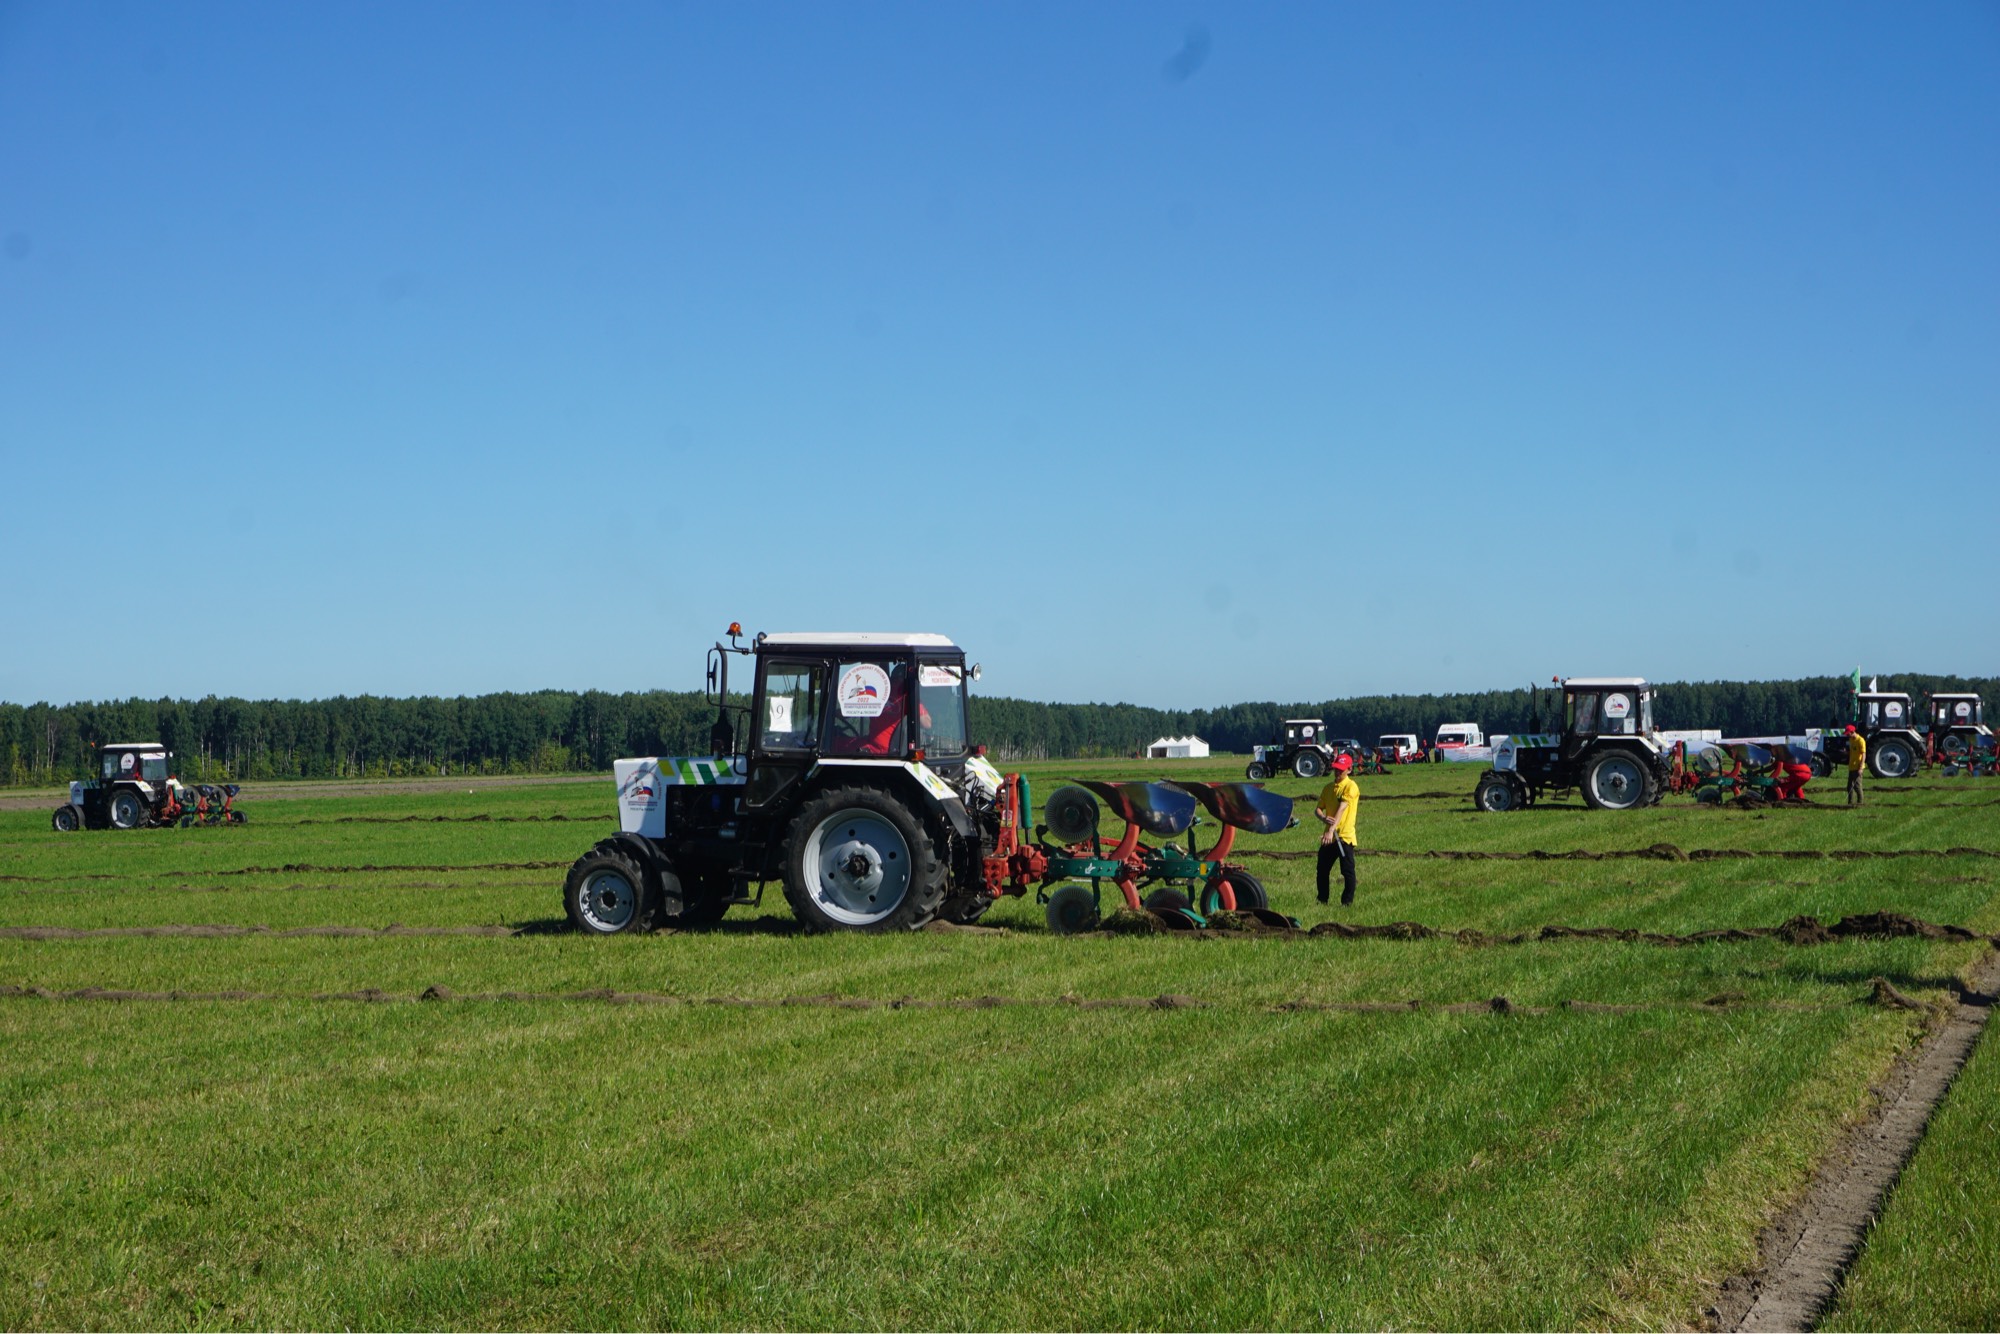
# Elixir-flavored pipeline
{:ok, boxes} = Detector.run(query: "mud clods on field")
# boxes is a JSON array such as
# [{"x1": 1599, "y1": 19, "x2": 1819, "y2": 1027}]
[{"x1": 1299, "y1": 913, "x2": 2000, "y2": 950}]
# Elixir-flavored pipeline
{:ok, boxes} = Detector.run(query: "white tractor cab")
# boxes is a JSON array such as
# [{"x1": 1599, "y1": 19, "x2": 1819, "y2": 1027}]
[
  {"x1": 565, "y1": 627, "x2": 1009, "y2": 935},
  {"x1": 1475, "y1": 677, "x2": 1670, "y2": 812},
  {"x1": 1927, "y1": 694, "x2": 1992, "y2": 770},
  {"x1": 1377, "y1": 734, "x2": 1420, "y2": 763}
]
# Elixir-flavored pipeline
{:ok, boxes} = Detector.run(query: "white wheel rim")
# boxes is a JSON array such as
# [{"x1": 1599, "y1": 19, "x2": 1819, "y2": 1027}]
[
  {"x1": 805, "y1": 809, "x2": 911, "y2": 926},
  {"x1": 1879, "y1": 745, "x2": 1911, "y2": 777},
  {"x1": 1593, "y1": 756, "x2": 1645, "y2": 808},
  {"x1": 579, "y1": 868, "x2": 638, "y2": 932}
]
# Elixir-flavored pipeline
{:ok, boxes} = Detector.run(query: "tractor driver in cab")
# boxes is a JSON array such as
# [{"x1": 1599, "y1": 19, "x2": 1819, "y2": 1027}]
[{"x1": 825, "y1": 660, "x2": 930, "y2": 756}]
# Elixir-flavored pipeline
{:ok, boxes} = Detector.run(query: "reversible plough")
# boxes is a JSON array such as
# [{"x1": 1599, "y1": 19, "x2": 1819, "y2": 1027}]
[{"x1": 989, "y1": 778, "x2": 1300, "y2": 933}]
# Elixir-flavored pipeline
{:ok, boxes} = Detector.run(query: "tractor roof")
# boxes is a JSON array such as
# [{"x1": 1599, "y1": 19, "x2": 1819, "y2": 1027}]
[
  {"x1": 1930, "y1": 692, "x2": 1982, "y2": 700},
  {"x1": 1857, "y1": 691, "x2": 1911, "y2": 700},
  {"x1": 1283, "y1": 717, "x2": 1326, "y2": 724},
  {"x1": 757, "y1": 632, "x2": 958, "y2": 649},
  {"x1": 1564, "y1": 677, "x2": 1648, "y2": 689},
  {"x1": 102, "y1": 742, "x2": 167, "y2": 750}
]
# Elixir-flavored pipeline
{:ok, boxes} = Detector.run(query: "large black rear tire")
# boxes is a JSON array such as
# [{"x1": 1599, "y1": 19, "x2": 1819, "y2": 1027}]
[
  {"x1": 1582, "y1": 749, "x2": 1656, "y2": 811},
  {"x1": 1870, "y1": 735, "x2": 1918, "y2": 780},
  {"x1": 937, "y1": 892, "x2": 996, "y2": 925},
  {"x1": 563, "y1": 842, "x2": 661, "y2": 935},
  {"x1": 783, "y1": 785, "x2": 947, "y2": 931},
  {"x1": 108, "y1": 789, "x2": 147, "y2": 830}
]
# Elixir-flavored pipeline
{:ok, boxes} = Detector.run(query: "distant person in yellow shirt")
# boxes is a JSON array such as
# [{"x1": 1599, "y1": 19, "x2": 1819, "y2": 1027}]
[
  {"x1": 1845, "y1": 725, "x2": 1866, "y2": 806},
  {"x1": 1315, "y1": 752, "x2": 1361, "y2": 907}
]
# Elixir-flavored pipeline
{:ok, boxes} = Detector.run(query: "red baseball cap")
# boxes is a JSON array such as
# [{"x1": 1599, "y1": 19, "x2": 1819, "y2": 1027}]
[
  {"x1": 1332, "y1": 753, "x2": 1354, "y2": 772},
  {"x1": 1845, "y1": 724, "x2": 1856, "y2": 734}
]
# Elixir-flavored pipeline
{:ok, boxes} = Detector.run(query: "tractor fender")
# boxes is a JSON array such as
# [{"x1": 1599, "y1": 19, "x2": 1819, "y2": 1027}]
[{"x1": 807, "y1": 759, "x2": 977, "y2": 841}]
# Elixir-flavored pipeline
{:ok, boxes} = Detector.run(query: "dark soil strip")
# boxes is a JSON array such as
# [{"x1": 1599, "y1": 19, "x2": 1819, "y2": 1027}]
[
  {"x1": 293, "y1": 814, "x2": 612, "y2": 825},
  {"x1": 0, "y1": 983, "x2": 1889, "y2": 1014},
  {"x1": 2, "y1": 912, "x2": 1991, "y2": 951},
  {"x1": 0, "y1": 860, "x2": 570, "y2": 884},
  {"x1": 1239, "y1": 844, "x2": 2000, "y2": 863},
  {"x1": 1713, "y1": 948, "x2": 2000, "y2": 1332}
]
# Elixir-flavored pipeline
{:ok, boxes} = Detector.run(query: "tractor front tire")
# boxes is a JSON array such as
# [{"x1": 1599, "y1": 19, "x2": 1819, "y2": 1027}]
[
  {"x1": 51, "y1": 804, "x2": 80, "y2": 833},
  {"x1": 563, "y1": 843, "x2": 661, "y2": 935},
  {"x1": 1474, "y1": 774, "x2": 1521, "y2": 812},
  {"x1": 1582, "y1": 750, "x2": 1656, "y2": 811},
  {"x1": 1293, "y1": 751, "x2": 1326, "y2": 780},
  {"x1": 1244, "y1": 761, "x2": 1271, "y2": 781},
  {"x1": 783, "y1": 786, "x2": 946, "y2": 932},
  {"x1": 1871, "y1": 736, "x2": 1918, "y2": 780},
  {"x1": 109, "y1": 789, "x2": 148, "y2": 830}
]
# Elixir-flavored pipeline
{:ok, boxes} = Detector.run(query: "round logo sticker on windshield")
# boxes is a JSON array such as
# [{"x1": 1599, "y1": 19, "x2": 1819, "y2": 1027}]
[
  {"x1": 1603, "y1": 693, "x2": 1631, "y2": 719},
  {"x1": 837, "y1": 663, "x2": 892, "y2": 719},
  {"x1": 1955, "y1": 702, "x2": 1972, "y2": 719}
]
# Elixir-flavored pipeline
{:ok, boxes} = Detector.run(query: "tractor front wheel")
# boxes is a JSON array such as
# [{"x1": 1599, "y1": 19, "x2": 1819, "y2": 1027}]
[
  {"x1": 563, "y1": 843, "x2": 661, "y2": 935},
  {"x1": 1474, "y1": 774, "x2": 1521, "y2": 812},
  {"x1": 1244, "y1": 761, "x2": 1271, "y2": 781},
  {"x1": 1582, "y1": 750, "x2": 1656, "y2": 811},
  {"x1": 1293, "y1": 751, "x2": 1326, "y2": 780},
  {"x1": 784, "y1": 786, "x2": 946, "y2": 931},
  {"x1": 51, "y1": 804, "x2": 80, "y2": 833}
]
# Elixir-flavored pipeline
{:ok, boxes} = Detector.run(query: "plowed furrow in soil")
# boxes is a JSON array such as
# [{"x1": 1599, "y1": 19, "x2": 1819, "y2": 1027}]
[
  {"x1": 0, "y1": 860, "x2": 570, "y2": 883},
  {"x1": 293, "y1": 814, "x2": 613, "y2": 824},
  {"x1": 2, "y1": 913, "x2": 1990, "y2": 950},
  {"x1": 0, "y1": 984, "x2": 1877, "y2": 1013},
  {"x1": 1239, "y1": 844, "x2": 2000, "y2": 862},
  {"x1": 1713, "y1": 948, "x2": 2000, "y2": 1332}
]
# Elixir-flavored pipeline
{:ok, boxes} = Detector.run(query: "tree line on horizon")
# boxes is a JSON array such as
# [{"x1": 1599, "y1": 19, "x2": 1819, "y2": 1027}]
[{"x1": 1, "y1": 673, "x2": 1994, "y2": 785}]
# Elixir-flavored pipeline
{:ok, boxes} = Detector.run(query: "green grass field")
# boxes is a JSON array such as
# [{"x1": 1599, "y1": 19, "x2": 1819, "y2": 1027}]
[{"x1": 2, "y1": 759, "x2": 1997, "y2": 1329}]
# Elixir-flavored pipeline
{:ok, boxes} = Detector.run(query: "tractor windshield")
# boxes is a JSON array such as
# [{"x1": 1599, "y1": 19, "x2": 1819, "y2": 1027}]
[
  {"x1": 758, "y1": 661, "x2": 825, "y2": 751},
  {"x1": 825, "y1": 660, "x2": 911, "y2": 756},
  {"x1": 917, "y1": 662, "x2": 969, "y2": 758}
]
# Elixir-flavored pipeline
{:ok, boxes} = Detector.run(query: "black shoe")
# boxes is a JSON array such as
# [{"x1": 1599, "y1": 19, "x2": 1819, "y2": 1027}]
[
  {"x1": 1340, "y1": 893, "x2": 1355, "y2": 907},
  {"x1": 1316, "y1": 894, "x2": 1329, "y2": 905}
]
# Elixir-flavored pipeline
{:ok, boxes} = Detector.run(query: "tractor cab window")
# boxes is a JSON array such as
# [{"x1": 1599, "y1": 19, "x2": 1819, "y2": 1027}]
[
  {"x1": 1640, "y1": 694, "x2": 1655, "y2": 735},
  {"x1": 825, "y1": 660, "x2": 911, "y2": 756},
  {"x1": 758, "y1": 661, "x2": 825, "y2": 751},
  {"x1": 139, "y1": 754, "x2": 168, "y2": 781},
  {"x1": 1567, "y1": 692, "x2": 1599, "y2": 736},
  {"x1": 917, "y1": 662, "x2": 968, "y2": 758}
]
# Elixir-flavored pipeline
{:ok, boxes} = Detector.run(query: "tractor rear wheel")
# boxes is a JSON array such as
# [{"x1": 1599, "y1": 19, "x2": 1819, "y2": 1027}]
[
  {"x1": 1474, "y1": 774, "x2": 1520, "y2": 812},
  {"x1": 1293, "y1": 751, "x2": 1326, "y2": 780},
  {"x1": 1871, "y1": 736, "x2": 1917, "y2": 780},
  {"x1": 937, "y1": 892, "x2": 995, "y2": 925},
  {"x1": 783, "y1": 786, "x2": 946, "y2": 931},
  {"x1": 563, "y1": 843, "x2": 661, "y2": 935},
  {"x1": 1582, "y1": 750, "x2": 1655, "y2": 811},
  {"x1": 51, "y1": 804, "x2": 80, "y2": 833},
  {"x1": 109, "y1": 789, "x2": 147, "y2": 830},
  {"x1": 1244, "y1": 761, "x2": 1270, "y2": 781}
]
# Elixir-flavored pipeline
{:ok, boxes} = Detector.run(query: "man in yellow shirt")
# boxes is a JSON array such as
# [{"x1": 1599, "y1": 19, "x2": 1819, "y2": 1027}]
[
  {"x1": 1315, "y1": 752, "x2": 1361, "y2": 907},
  {"x1": 1845, "y1": 725, "x2": 1866, "y2": 806}
]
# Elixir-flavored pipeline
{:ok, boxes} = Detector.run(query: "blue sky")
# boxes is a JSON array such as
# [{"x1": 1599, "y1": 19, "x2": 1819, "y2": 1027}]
[{"x1": 3, "y1": 1, "x2": 1996, "y2": 709}]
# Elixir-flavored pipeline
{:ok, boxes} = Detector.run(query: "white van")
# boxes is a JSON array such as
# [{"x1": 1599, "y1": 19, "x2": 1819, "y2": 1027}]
[
  {"x1": 1435, "y1": 722, "x2": 1492, "y2": 763},
  {"x1": 1377, "y1": 734, "x2": 1420, "y2": 762}
]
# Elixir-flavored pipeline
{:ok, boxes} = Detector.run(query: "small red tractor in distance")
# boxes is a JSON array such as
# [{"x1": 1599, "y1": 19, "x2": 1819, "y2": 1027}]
[
  {"x1": 562, "y1": 626, "x2": 1296, "y2": 934},
  {"x1": 50, "y1": 743, "x2": 244, "y2": 831}
]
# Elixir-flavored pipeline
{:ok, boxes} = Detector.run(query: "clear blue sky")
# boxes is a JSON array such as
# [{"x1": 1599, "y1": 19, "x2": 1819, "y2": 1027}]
[{"x1": 3, "y1": 1, "x2": 1995, "y2": 709}]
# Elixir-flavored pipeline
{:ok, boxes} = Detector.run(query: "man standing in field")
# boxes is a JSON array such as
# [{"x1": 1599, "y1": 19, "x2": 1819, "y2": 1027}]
[
  {"x1": 1315, "y1": 752, "x2": 1361, "y2": 907},
  {"x1": 1846, "y1": 724, "x2": 1866, "y2": 806}
]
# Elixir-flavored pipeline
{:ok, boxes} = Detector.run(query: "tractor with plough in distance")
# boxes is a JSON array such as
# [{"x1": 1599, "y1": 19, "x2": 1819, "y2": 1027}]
[
  {"x1": 1473, "y1": 677, "x2": 1672, "y2": 812},
  {"x1": 50, "y1": 743, "x2": 244, "y2": 832},
  {"x1": 562, "y1": 626, "x2": 1302, "y2": 936}
]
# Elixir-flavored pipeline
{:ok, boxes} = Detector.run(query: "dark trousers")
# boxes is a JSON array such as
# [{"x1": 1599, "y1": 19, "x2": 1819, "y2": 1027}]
[
  {"x1": 1847, "y1": 770, "x2": 1864, "y2": 806},
  {"x1": 1317, "y1": 837, "x2": 1356, "y2": 905}
]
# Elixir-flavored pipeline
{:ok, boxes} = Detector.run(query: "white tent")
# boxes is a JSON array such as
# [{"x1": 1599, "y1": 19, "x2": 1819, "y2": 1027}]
[{"x1": 1146, "y1": 735, "x2": 1210, "y2": 759}]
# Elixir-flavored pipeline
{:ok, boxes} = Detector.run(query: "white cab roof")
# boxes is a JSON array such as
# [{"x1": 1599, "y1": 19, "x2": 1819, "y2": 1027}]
[
  {"x1": 1930, "y1": 693, "x2": 1981, "y2": 699},
  {"x1": 1283, "y1": 718, "x2": 1326, "y2": 724},
  {"x1": 104, "y1": 742, "x2": 167, "y2": 749},
  {"x1": 1564, "y1": 677, "x2": 1648, "y2": 688},
  {"x1": 759, "y1": 632, "x2": 958, "y2": 649}
]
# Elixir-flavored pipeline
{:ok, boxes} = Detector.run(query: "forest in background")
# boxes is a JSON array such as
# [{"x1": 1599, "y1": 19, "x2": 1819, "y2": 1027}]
[{"x1": 3, "y1": 673, "x2": 1994, "y2": 784}]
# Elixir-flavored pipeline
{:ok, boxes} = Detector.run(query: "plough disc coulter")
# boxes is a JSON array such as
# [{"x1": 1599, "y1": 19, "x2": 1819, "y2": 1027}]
[{"x1": 1030, "y1": 778, "x2": 1298, "y2": 934}]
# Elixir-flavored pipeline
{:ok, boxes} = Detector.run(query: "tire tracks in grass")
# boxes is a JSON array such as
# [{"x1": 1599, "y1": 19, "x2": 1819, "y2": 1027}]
[{"x1": 1713, "y1": 947, "x2": 2000, "y2": 1333}]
